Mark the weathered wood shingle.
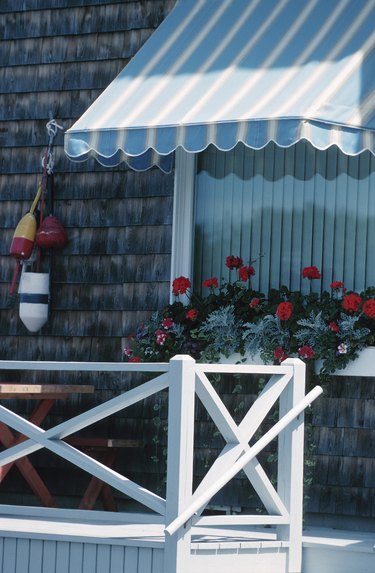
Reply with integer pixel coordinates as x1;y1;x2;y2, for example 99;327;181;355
0;0;176;364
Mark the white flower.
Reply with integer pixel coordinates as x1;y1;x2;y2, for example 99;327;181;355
337;343;348;354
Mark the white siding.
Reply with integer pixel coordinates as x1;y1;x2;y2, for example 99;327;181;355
194;142;375;294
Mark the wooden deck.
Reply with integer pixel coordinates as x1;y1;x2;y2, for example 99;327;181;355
0;506;373;573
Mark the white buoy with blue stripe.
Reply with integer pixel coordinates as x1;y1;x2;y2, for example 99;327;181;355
19;268;50;332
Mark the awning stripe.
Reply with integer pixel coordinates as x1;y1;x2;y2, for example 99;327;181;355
65;0;375;172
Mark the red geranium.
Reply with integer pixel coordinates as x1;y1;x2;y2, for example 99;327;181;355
202;277;219;289
239;265;256;282
277;301;293;321
274;346;287;362
298;345;315;359
249;297;260;309
302;266;321;280
128;356;141;363
186;308;198;321
172;276;191;296
329;322;340;333
330;280;345;290
226;255;243;270
362;299;375;318
342;293;362;313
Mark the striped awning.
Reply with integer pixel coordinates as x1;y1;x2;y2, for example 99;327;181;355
64;0;375;173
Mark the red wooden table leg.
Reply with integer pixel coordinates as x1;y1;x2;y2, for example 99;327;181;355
0;399;57;507
78;450;117;511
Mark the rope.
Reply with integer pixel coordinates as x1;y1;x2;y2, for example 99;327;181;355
41;119;64;175
37;119;63;271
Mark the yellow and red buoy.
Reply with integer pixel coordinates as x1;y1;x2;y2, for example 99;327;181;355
10;212;38;260
9;184;42;294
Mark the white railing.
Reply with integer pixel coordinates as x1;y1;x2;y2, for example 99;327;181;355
0;356;322;573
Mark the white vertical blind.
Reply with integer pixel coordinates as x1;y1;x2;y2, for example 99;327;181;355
193;142;375;294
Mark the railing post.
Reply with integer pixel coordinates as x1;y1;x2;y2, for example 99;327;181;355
164;355;196;573
277;358;306;573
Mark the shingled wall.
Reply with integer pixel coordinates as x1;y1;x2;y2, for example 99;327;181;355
0;0;178;508
0;0;176;364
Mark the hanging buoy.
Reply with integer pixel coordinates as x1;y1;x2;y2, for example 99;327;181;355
9;184;42;294
10;184;42;260
9;212;38;260
18;267;50;332
36;215;68;249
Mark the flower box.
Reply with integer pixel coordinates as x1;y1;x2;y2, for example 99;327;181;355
124;255;375;375
315;346;375;377
220;348;375;378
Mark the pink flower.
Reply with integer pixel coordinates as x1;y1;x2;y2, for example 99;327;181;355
162;317;174;329
155;329;169;345
298;345;315;359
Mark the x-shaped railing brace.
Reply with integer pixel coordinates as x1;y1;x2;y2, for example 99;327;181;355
0;374;170;515
192;369;294;520
166;382;323;535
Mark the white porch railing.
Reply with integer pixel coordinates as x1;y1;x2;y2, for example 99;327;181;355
0;356;322;573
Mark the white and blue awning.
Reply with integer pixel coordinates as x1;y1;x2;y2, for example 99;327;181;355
64;0;375;172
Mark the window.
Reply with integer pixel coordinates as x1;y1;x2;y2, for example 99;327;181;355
172;142;375;297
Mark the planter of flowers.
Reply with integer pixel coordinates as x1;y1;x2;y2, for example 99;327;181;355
124;256;375;379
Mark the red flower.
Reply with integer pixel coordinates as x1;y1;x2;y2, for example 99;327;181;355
172;276;191;296
128;356;141;363
226;255;243;270
202;277;219;289
362;299;375;318
186;308;198;320
274;346;287;362
329;322;340;333
302;266;321;280
277;301;293;321
239;265;256;282
330;280;345;290
162;317;174;329
298;345;315;359
342;293;362;313
249;297;260;308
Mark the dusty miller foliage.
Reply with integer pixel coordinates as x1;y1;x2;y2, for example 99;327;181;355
337;313;370;347
295;311;330;354
196;305;243;360
242;314;290;362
